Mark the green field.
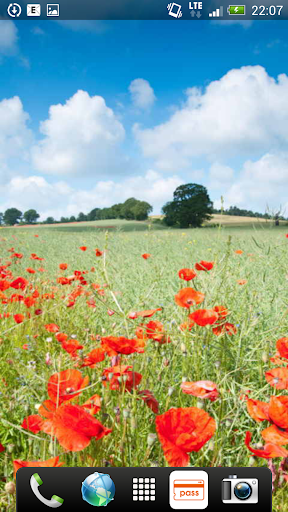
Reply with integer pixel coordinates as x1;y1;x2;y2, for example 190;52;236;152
1;221;288;509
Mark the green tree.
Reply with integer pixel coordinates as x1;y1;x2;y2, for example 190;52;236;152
87;208;101;221
0;212;3;225
23;209;40;224
3;208;22;225
77;212;87;222
162;184;213;228
44;217;55;224
131;200;153;220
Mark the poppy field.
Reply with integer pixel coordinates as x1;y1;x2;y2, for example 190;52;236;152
0;222;288;510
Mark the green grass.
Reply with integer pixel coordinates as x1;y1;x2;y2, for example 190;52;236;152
0;222;288;509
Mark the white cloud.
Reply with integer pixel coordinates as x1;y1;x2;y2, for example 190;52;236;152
209;163;234;189
31;90;126;176
0;21;18;55
0;171;183;220
0;96;33;166
134;66;288;171
129;79;156;110
57;21;108;33
213;153;288;213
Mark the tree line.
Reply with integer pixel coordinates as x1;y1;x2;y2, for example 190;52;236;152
0;198;153;226
0;184;285;228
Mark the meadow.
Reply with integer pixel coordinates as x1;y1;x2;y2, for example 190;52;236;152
0;219;288;510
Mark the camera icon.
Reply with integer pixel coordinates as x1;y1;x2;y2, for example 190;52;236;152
222;475;258;504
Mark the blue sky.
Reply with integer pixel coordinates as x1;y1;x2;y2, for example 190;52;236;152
0;19;288;220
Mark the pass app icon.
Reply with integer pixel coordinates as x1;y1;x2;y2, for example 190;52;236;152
169;471;208;509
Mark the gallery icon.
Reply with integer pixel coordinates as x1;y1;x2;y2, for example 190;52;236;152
7;3;21;17
169;471;208;509
132;477;156;501
47;4;59;16
167;3;182;18
27;4;41;16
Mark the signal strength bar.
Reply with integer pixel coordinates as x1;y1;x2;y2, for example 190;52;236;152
209;6;223;16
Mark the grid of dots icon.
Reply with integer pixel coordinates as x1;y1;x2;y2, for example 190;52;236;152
132;478;156;501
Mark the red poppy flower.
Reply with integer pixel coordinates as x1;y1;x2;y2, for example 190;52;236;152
138;389;159;414
276;338;288;360
181;380;219;401
285;234;288;238
38;399;57;419
175;288;205;309
0;443;5;452
35;309;43;316
95;249;103;257
128;308;162;319
145;320;171;344
14;314;24;324
22;415;44;434
265;367;288;390
261;425;288;446
179;321;194;332
235;250;243;255
246;399;270;422
13;456;63;479
188;309;218;327
42;403;111;452
82;394;101;415
195;261;214;271
55;332;68;343
102;365;142;392
45;324;60;333
10;277;28;290
268;396;288;429
178;268;197;281
101;336;145;356
24;297;36;308
237;279;247;285
142;253;151;259
79;246;87;251
61;339;84;358
80;348;106;368
47;369;89;405
0;280;10;291
26;268;36;274
59;263;68;270
212;322;237;336
11;253;23;259
156;407;216;467
213;305;229;320
245;431;288;458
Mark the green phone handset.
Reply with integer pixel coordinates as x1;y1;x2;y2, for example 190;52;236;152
30;473;64;508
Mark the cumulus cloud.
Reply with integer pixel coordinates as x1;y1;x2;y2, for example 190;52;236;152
0;20;18;55
0;96;33;174
0;171;183;220
212;152;288;213
134;66;288;171
31;90;126;176
129;79;156;110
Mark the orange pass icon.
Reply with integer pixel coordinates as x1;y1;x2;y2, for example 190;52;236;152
173;480;205;501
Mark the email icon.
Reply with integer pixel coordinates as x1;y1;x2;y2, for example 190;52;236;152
27;4;41;16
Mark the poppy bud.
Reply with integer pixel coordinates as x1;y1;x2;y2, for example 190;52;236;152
5;482;15;494
168;386;174;396
262;352;268;363
214;360;221;368
197;400;204;409
180;343;187;355
207;440;214;451
123;408;130;419
6;444;14;453
102;328;106;334
181;376;187;383
163;358;170;367
248;456;256;466
147;433;157;447
150;460;159;467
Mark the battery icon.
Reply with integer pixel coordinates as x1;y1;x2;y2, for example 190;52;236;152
228;5;245;14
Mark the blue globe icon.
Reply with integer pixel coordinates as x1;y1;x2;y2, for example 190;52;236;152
81;472;115;506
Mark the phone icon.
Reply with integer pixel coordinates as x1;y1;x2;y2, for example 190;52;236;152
30;473;64;508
